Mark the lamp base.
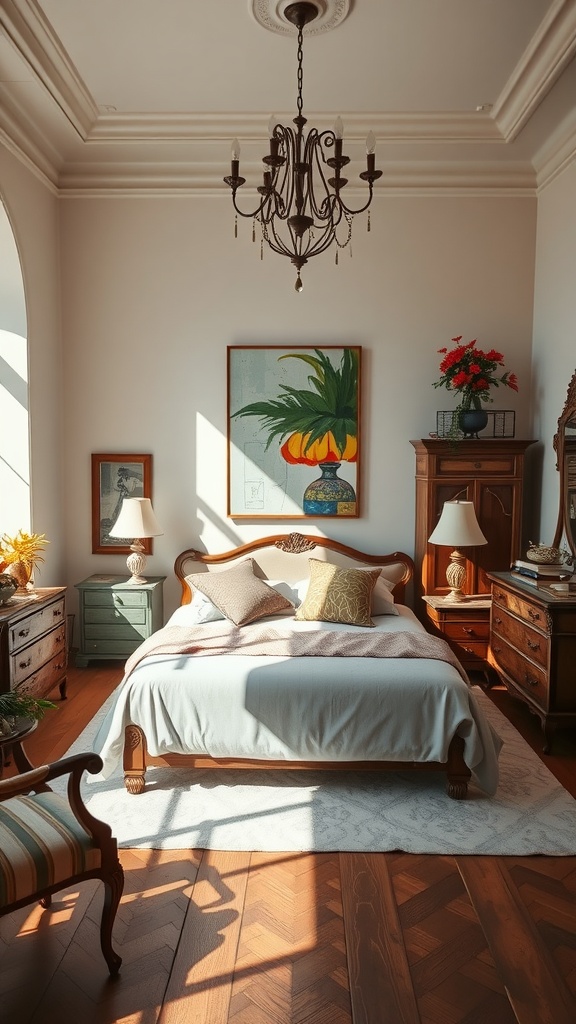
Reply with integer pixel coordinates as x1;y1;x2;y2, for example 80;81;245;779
125;541;148;585
443;549;467;602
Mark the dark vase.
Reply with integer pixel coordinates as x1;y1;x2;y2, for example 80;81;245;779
458;408;488;438
302;462;356;515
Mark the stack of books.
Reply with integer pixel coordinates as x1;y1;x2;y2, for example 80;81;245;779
511;558;571;585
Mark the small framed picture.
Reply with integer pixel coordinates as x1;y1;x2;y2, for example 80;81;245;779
91;453;153;554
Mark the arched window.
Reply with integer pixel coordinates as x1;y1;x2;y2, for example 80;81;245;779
0;199;30;535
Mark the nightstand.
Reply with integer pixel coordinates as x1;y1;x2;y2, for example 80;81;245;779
422;594;493;681
75;575;165;667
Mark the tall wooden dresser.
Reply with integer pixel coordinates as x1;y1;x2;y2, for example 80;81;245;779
0;588;67;701
487;571;576;751
411;439;535;610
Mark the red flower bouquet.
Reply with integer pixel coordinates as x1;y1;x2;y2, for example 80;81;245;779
433;337;518;412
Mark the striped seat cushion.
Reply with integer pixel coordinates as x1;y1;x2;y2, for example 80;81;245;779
0;792;102;908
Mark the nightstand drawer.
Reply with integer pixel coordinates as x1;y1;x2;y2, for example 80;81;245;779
81;638;143;658
441;619;490;642
9;597;66;653
450;640;488;665
83;589;150;608
491;607;549;669
85;607;147;626
11;623;66;685
437;456;516;476
85;622;148;641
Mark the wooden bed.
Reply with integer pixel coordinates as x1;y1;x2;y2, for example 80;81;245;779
114;533;490;799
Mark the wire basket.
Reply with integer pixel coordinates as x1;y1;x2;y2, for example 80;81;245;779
435;409;515;439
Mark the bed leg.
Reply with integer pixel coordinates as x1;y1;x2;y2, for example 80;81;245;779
445;734;471;800
123;724;147;795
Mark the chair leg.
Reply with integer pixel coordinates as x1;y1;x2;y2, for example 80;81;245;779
100;862;124;976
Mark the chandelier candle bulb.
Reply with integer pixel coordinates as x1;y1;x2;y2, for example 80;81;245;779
366;131;376;172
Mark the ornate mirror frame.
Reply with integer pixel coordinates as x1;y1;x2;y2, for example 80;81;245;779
553;369;576;558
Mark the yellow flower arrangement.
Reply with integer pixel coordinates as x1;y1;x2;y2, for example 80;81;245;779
0;529;49;576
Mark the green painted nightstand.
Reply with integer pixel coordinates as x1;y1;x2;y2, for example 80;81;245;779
75;575;165;667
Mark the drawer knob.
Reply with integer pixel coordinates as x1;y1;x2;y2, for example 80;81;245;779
494;616;502;625
462;627;475;636
18;627;31;638
19;657;32;670
527;639;540;651
528;608;540;621
53;608;62;618
525;674;539;688
493;645;502;654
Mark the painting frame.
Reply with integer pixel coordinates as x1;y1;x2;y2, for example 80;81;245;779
227;345;361;519
91;453;153;554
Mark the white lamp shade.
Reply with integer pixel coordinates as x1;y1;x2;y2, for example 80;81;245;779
108;497;163;539
428;500;487;547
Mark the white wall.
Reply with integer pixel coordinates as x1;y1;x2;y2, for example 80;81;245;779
532;157;576;547
0;145;64;583
59;191;536;617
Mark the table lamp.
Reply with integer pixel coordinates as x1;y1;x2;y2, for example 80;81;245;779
108;497;163;584
428;500;487;602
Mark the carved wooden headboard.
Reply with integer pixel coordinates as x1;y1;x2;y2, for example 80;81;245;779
174;532;414;605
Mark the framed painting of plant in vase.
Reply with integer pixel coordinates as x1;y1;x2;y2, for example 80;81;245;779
227;345;361;518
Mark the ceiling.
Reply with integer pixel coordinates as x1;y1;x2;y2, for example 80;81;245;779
1;0;576;193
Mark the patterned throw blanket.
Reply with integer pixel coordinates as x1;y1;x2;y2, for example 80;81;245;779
123;622;469;684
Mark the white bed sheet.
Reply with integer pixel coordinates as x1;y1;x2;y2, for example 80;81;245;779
92;605;502;794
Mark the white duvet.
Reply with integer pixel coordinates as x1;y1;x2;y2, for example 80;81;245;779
92;605;502;794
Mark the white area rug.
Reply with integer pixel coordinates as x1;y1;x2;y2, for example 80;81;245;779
63;688;576;855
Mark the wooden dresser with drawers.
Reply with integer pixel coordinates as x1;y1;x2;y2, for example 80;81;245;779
487;571;576;751
0;588;67;701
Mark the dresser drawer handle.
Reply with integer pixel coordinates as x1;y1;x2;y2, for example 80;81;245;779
526;639;540;651
494;616;502;625
18;657;32;670
525;674;539;688
18;627;31;638
528;608;540;621
462;627;475;636
492;645;502;654
53;608;62;618
54;661;65;671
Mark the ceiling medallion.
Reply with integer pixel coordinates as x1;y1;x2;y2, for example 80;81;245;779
225;1;380;290
250;0;350;36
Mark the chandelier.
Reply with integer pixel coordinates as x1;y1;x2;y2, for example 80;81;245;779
223;1;381;291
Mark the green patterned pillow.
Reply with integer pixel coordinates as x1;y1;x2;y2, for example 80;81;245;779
187;558;294;626
294;559;380;627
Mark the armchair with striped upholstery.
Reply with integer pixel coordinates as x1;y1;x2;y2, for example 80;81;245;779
0;751;124;975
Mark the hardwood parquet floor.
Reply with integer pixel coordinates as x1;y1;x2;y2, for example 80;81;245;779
1;663;575;1024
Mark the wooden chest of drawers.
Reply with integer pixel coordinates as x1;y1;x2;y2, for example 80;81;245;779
75;575;165;666
0;588;67;701
487;571;576;751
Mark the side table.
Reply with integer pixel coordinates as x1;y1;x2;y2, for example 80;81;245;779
422;595;494;683
75;575;165;667
0;716;37;777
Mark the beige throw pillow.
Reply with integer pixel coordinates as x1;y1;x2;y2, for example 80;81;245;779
186;559;294;626
294;559;380;627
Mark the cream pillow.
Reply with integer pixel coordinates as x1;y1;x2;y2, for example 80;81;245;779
294;559;380;627
295;568;398;616
355;567;399;616
186;559;294;626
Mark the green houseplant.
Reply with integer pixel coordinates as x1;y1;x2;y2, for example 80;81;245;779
0;690;56;735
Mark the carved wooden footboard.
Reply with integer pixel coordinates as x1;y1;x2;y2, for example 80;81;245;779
122;725;471;799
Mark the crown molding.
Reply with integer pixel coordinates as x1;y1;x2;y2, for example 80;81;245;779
492;0;576;141
534;112;576;191
0;0;99;137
